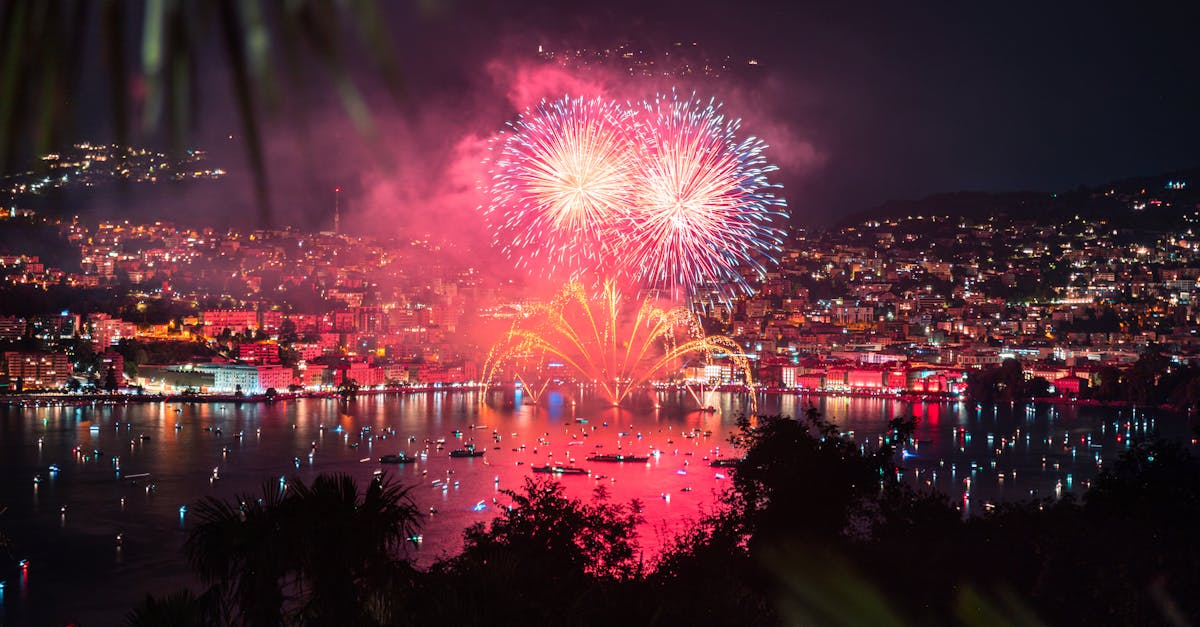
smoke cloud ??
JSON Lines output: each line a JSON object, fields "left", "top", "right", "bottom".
{"left": 348, "top": 46, "right": 824, "bottom": 251}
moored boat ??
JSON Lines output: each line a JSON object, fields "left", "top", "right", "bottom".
{"left": 586, "top": 454, "right": 649, "bottom": 463}
{"left": 531, "top": 465, "right": 589, "bottom": 475}
{"left": 709, "top": 458, "right": 740, "bottom": 468}
{"left": 379, "top": 453, "right": 414, "bottom": 464}
{"left": 449, "top": 447, "right": 484, "bottom": 458}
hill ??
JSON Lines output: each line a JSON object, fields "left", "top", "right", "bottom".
{"left": 840, "top": 165, "right": 1200, "bottom": 229}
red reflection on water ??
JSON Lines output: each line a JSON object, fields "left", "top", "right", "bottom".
{"left": 921, "top": 402, "right": 941, "bottom": 426}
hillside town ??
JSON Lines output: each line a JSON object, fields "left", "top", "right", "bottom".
{"left": 0, "top": 174, "right": 1196, "bottom": 406}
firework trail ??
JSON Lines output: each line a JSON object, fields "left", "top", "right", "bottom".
{"left": 484, "top": 96, "right": 639, "bottom": 278}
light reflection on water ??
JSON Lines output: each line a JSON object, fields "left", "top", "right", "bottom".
{"left": 0, "top": 391, "right": 1192, "bottom": 625}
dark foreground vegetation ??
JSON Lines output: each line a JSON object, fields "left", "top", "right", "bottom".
{"left": 119, "top": 408, "right": 1200, "bottom": 626}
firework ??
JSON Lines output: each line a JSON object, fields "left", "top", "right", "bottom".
{"left": 482, "top": 92, "right": 788, "bottom": 301}
{"left": 624, "top": 93, "right": 788, "bottom": 299}
{"left": 484, "top": 96, "right": 639, "bottom": 277}
{"left": 482, "top": 280, "right": 753, "bottom": 407}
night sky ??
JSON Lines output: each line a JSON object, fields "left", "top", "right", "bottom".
{"left": 42, "top": 0, "right": 1200, "bottom": 230}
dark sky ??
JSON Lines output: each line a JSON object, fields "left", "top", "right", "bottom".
{"left": 42, "top": 0, "right": 1200, "bottom": 230}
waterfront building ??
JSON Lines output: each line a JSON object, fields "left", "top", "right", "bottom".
{"left": 199, "top": 364, "right": 294, "bottom": 393}
{"left": 3, "top": 351, "right": 71, "bottom": 390}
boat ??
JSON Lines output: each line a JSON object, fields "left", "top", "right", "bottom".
{"left": 586, "top": 454, "right": 649, "bottom": 463}
{"left": 531, "top": 465, "right": 589, "bottom": 475}
{"left": 379, "top": 453, "right": 415, "bottom": 464}
{"left": 709, "top": 458, "right": 740, "bottom": 468}
{"left": 449, "top": 447, "right": 484, "bottom": 458}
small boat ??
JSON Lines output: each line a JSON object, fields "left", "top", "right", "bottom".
{"left": 531, "top": 465, "right": 588, "bottom": 475}
{"left": 449, "top": 447, "right": 485, "bottom": 458}
{"left": 586, "top": 454, "right": 649, "bottom": 463}
{"left": 709, "top": 458, "right": 740, "bottom": 468}
{"left": 379, "top": 453, "right": 415, "bottom": 464}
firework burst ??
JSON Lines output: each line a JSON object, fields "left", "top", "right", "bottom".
{"left": 482, "top": 92, "right": 788, "bottom": 301}
{"left": 484, "top": 96, "right": 639, "bottom": 277}
{"left": 625, "top": 93, "right": 788, "bottom": 299}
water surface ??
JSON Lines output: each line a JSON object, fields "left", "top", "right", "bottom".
{"left": 0, "top": 391, "right": 1189, "bottom": 625}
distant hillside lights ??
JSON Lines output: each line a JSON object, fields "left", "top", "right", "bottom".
{"left": 4, "top": 142, "right": 225, "bottom": 196}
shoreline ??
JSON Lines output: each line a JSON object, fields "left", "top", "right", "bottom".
{"left": 0, "top": 384, "right": 486, "bottom": 406}
{"left": 0, "top": 385, "right": 1184, "bottom": 413}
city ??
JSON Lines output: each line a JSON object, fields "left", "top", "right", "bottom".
{"left": 1, "top": 1, "right": 1198, "bottom": 626}
{"left": 0, "top": 165, "right": 1197, "bottom": 408}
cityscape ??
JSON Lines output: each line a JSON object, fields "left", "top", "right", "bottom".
{"left": 1, "top": 1, "right": 1198, "bottom": 626}
{"left": 2, "top": 165, "right": 1198, "bottom": 406}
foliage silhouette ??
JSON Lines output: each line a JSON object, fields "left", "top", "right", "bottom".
{"left": 184, "top": 472, "right": 419, "bottom": 625}
{"left": 138, "top": 409, "right": 1200, "bottom": 627}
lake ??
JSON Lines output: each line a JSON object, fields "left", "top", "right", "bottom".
{"left": 0, "top": 390, "right": 1192, "bottom": 625}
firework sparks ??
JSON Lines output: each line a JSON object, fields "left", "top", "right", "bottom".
{"left": 484, "top": 96, "right": 639, "bottom": 277}
{"left": 482, "top": 280, "right": 754, "bottom": 407}
{"left": 626, "top": 93, "right": 788, "bottom": 299}
{"left": 482, "top": 92, "right": 787, "bottom": 301}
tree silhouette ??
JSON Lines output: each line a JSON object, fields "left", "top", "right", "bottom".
{"left": 104, "top": 365, "right": 119, "bottom": 392}
{"left": 185, "top": 473, "right": 420, "bottom": 625}
{"left": 125, "top": 590, "right": 213, "bottom": 627}
{"left": 418, "top": 477, "right": 644, "bottom": 625}
{"left": 337, "top": 377, "right": 359, "bottom": 400}
{"left": 457, "top": 477, "right": 643, "bottom": 579}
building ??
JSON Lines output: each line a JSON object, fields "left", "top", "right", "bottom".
{"left": 89, "top": 313, "right": 137, "bottom": 347}
{"left": 135, "top": 365, "right": 215, "bottom": 393}
{"left": 200, "top": 364, "right": 294, "bottom": 394}
{"left": 238, "top": 341, "right": 281, "bottom": 364}
{"left": 1054, "top": 374, "right": 1089, "bottom": 397}
{"left": 4, "top": 351, "right": 71, "bottom": 390}
{"left": 342, "top": 361, "right": 384, "bottom": 387}
{"left": 846, "top": 367, "right": 886, "bottom": 389}
{"left": 202, "top": 309, "right": 259, "bottom": 335}
{"left": 298, "top": 363, "right": 332, "bottom": 389}
{"left": 0, "top": 315, "right": 26, "bottom": 340}
{"left": 100, "top": 351, "right": 125, "bottom": 387}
